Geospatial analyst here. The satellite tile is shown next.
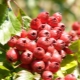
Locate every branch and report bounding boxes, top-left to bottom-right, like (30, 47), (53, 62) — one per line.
(12, 0), (21, 9)
(7, 0), (12, 9)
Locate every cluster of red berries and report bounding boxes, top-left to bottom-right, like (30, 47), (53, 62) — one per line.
(6, 12), (76, 80)
(69, 21), (80, 41)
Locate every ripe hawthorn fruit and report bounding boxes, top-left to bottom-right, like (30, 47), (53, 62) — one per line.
(20, 29), (27, 38)
(31, 60), (45, 73)
(53, 12), (62, 22)
(64, 74), (76, 80)
(42, 71), (53, 80)
(50, 50), (62, 63)
(38, 24), (51, 31)
(27, 29), (37, 40)
(37, 12), (49, 24)
(6, 48), (19, 62)
(8, 37), (17, 47)
(33, 47), (45, 59)
(48, 16), (58, 28)
(49, 62), (60, 73)
(72, 22), (80, 31)
(20, 50), (33, 64)
(38, 30), (51, 38)
(15, 38), (30, 51)
(30, 18), (41, 30)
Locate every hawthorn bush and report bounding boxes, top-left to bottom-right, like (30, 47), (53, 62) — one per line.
(0, 0), (80, 80)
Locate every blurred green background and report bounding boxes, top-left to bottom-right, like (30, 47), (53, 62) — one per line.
(12, 0), (80, 31)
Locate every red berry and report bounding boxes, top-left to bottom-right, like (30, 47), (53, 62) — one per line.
(37, 37), (51, 50)
(72, 22), (80, 31)
(43, 52), (51, 62)
(47, 45), (55, 53)
(20, 50), (33, 64)
(65, 74), (76, 80)
(38, 24), (51, 31)
(27, 41), (37, 52)
(50, 30), (61, 39)
(49, 62), (60, 73)
(60, 32), (71, 45)
(16, 38), (30, 50)
(32, 60), (45, 73)
(20, 29), (27, 38)
(57, 22), (65, 31)
(50, 50), (62, 63)
(42, 71), (53, 80)
(76, 28), (80, 36)
(27, 29), (37, 40)
(38, 30), (51, 38)
(48, 16), (58, 28)
(8, 37), (17, 47)
(53, 12), (62, 22)
(33, 47), (45, 59)
(37, 12), (49, 23)
(30, 18), (41, 30)
(54, 39), (65, 51)
(6, 48), (19, 62)
(49, 38), (56, 45)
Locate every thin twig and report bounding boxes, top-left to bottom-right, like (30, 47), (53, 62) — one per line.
(12, 0), (25, 28)
(7, 0), (12, 9)
(13, 0), (21, 9)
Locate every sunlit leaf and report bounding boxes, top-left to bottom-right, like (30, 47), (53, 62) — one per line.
(8, 11), (21, 36)
(15, 70), (34, 80)
(0, 62), (10, 79)
(61, 55), (77, 74)
(69, 40), (80, 63)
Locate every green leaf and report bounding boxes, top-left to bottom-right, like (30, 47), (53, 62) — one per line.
(14, 70), (34, 80)
(0, 4), (7, 25)
(0, 10), (22, 45)
(75, 51), (80, 63)
(0, 21), (11, 45)
(61, 55), (77, 74)
(0, 43), (9, 51)
(0, 61), (10, 79)
(69, 40), (80, 53)
(8, 11), (21, 36)
(69, 40), (80, 63)
(22, 16), (31, 30)
(0, 49), (6, 64)
(17, 9), (31, 30)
